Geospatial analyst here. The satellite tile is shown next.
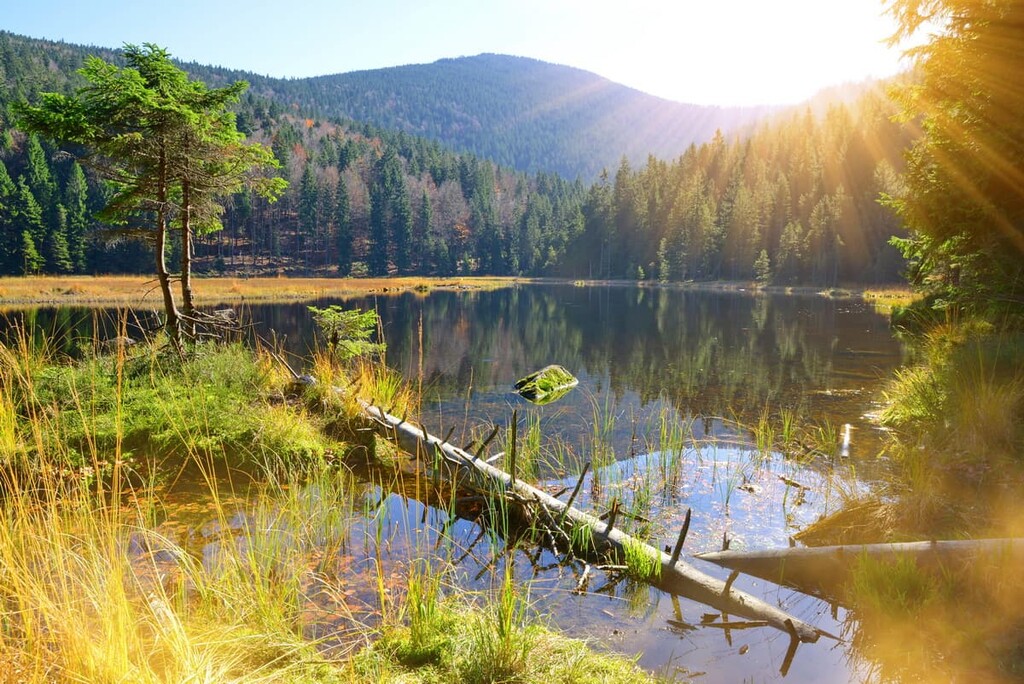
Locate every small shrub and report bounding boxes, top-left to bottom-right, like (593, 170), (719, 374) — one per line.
(308, 306), (384, 363)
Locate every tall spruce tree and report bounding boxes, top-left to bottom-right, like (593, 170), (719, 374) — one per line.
(298, 162), (318, 259)
(0, 159), (18, 273)
(886, 0), (1024, 319)
(335, 174), (353, 276)
(12, 178), (45, 274)
(415, 189), (432, 274)
(63, 161), (89, 272)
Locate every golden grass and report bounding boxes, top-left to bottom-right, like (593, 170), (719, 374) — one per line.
(0, 331), (658, 684)
(861, 286), (918, 314)
(0, 275), (521, 310)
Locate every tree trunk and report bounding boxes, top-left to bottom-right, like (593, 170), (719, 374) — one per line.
(156, 149), (180, 347)
(360, 400), (825, 644)
(180, 177), (195, 338)
(696, 539), (1024, 603)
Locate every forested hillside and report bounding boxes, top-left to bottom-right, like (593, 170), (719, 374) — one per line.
(567, 88), (915, 284)
(230, 54), (770, 179)
(0, 31), (912, 284)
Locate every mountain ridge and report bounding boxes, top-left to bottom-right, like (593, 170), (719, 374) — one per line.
(280, 53), (773, 178)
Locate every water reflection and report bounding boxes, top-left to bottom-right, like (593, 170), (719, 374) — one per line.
(3, 284), (905, 463)
(144, 439), (872, 682)
(279, 284), (902, 463)
(4, 284), (907, 680)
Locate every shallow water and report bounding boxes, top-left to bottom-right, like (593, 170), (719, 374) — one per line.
(11, 283), (907, 680)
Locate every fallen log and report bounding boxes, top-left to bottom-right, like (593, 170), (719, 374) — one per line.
(696, 538), (1024, 603)
(359, 399), (825, 643)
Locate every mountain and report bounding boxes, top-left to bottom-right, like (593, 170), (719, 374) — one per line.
(0, 32), (768, 179)
(0, 31), (909, 285)
(237, 54), (771, 179)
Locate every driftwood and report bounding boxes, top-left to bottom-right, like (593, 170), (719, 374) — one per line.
(696, 538), (1024, 602)
(359, 399), (825, 643)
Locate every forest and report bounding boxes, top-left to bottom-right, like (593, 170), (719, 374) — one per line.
(0, 31), (911, 285)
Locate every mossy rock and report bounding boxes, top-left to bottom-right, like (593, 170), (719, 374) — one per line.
(514, 365), (578, 405)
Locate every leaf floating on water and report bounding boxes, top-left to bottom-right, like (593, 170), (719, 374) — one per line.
(514, 364), (578, 405)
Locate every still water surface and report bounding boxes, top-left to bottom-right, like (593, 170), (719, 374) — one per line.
(14, 283), (907, 681)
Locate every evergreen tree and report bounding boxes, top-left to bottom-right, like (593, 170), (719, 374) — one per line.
(24, 134), (55, 212)
(776, 220), (806, 283)
(753, 249), (771, 285)
(0, 159), (17, 272)
(63, 161), (89, 272)
(886, 0), (1024, 318)
(657, 237), (670, 282)
(11, 177), (45, 274)
(45, 204), (74, 273)
(298, 162), (318, 258)
(368, 187), (388, 276)
(392, 175), (413, 275)
(17, 44), (283, 343)
(19, 229), (43, 274)
(581, 170), (614, 277)
(335, 174), (352, 275)
(613, 157), (644, 276)
(415, 189), (432, 274)
(368, 150), (401, 276)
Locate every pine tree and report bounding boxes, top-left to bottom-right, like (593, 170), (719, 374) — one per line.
(886, 0), (1024, 317)
(24, 134), (55, 212)
(0, 160), (17, 273)
(753, 249), (771, 285)
(368, 153), (395, 276)
(415, 189), (432, 274)
(45, 205), (74, 273)
(19, 230), (43, 274)
(63, 161), (89, 272)
(776, 220), (806, 284)
(17, 44), (284, 344)
(335, 174), (353, 276)
(392, 175), (413, 275)
(298, 162), (318, 259)
(12, 178), (45, 274)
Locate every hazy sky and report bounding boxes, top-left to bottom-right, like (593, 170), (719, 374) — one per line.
(3, 0), (910, 106)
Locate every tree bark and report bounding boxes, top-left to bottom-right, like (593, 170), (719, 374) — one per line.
(156, 148), (181, 347)
(180, 177), (195, 338)
(696, 539), (1024, 603)
(360, 399), (825, 644)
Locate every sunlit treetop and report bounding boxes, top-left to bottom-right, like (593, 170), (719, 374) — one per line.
(885, 0), (1024, 319)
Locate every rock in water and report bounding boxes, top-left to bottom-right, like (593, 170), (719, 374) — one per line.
(514, 364), (578, 405)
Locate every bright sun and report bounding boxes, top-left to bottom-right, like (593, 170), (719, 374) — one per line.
(529, 0), (909, 105)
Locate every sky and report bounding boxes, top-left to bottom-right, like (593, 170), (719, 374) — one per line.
(2, 0), (912, 106)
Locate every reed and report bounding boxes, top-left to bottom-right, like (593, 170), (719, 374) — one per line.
(0, 275), (518, 310)
(0, 324), (664, 683)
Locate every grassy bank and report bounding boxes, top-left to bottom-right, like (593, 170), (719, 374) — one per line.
(797, 319), (1024, 681)
(0, 335), (656, 683)
(0, 275), (520, 309)
(0, 275), (914, 311)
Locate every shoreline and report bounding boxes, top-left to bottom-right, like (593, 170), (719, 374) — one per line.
(0, 274), (914, 309)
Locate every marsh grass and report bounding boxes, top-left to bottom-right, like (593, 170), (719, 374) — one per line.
(861, 286), (917, 315)
(588, 395), (618, 472)
(797, 322), (1024, 680)
(0, 331), (659, 683)
(845, 550), (1024, 683)
(870, 323), (1024, 537)
(0, 450), (353, 683)
(0, 275), (517, 310)
(622, 537), (661, 582)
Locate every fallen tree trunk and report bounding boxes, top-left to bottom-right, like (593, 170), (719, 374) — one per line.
(696, 539), (1024, 602)
(359, 399), (825, 643)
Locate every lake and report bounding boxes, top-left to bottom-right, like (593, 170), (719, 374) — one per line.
(7, 283), (907, 681)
